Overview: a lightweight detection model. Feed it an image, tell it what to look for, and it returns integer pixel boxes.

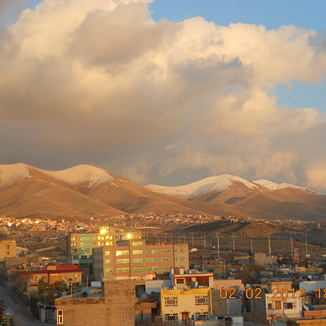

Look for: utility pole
[305,233,309,257]
[250,237,254,253]
[232,235,235,251]
[217,234,220,261]
[268,234,271,256]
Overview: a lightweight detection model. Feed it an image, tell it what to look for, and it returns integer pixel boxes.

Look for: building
[55,280,156,326]
[67,229,142,266]
[251,281,302,324]
[20,265,83,293]
[0,239,16,260]
[92,239,189,280]
[160,269,215,324]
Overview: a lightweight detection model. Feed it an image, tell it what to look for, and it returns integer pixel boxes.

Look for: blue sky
[149,0,326,112]
[1,0,326,190]
[21,0,326,112]
[150,0,326,32]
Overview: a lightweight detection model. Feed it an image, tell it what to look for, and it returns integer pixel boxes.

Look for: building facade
[0,239,16,260]
[67,230,142,266]
[55,280,156,326]
[93,240,189,280]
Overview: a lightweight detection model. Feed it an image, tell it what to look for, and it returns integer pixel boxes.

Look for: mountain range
[0,163,325,221]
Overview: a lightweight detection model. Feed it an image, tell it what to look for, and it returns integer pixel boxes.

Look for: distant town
[1,213,326,326]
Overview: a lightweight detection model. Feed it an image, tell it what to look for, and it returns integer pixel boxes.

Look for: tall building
[67,229,142,266]
[93,239,189,280]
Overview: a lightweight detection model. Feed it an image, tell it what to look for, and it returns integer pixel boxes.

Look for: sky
[1,0,326,192]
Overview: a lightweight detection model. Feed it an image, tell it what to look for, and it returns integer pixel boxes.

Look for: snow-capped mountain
[0,163,325,221]
[253,179,317,194]
[146,174,261,200]
[146,175,318,200]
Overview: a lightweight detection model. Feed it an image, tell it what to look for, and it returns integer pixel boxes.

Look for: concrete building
[55,280,156,326]
[251,281,302,324]
[20,265,83,293]
[161,287,211,323]
[160,270,217,324]
[0,239,16,260]
[67,229,142,266]
[92,240,189,280]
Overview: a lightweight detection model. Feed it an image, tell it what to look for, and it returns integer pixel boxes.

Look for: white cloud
[0,0,326,191]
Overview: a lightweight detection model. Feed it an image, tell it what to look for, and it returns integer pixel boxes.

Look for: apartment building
[67,229,142,266]
[0,239,16,260]
[92,239,189,280]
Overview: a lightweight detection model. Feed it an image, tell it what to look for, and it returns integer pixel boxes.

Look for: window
[132,241,144,246]
[162,258,169,261]
[162,249,169,253]
[104,251,110,255]
[179,249,184,253]
[267,303,273,310]
[57,311,63,324]
[179,257,185,261]
[117,268,130,273]
[196,313,208,320]
[284,302,294,309]
[132,250,143,255]
[133,267,144,272]
[165,297,178,306]
[165,314,178,321]
[105,259,111,264]
[116,250,129,256]
[146,250,159,254]
[176,279,184,284]
[162,266,170,271]
[117,259,130,264]
[275,301,281,310]
[105,268,111,273]
[133,258,143,263]
[195,296,208,305]
[146,258,159,262]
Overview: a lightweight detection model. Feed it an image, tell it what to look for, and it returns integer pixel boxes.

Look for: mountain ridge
[0,163,325,221]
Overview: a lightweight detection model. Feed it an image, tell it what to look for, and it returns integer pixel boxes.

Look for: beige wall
[55,280,141,326]
[0,240,16,260]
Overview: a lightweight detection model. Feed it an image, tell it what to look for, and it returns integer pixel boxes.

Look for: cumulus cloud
[1,0,326,191]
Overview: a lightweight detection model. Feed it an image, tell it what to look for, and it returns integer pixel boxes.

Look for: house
[251,281,302,324]
[20,265,83,292]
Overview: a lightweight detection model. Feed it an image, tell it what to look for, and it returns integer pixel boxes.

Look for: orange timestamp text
[217,287,320,299]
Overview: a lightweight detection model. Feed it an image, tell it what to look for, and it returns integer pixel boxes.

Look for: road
[0,286,55,326]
